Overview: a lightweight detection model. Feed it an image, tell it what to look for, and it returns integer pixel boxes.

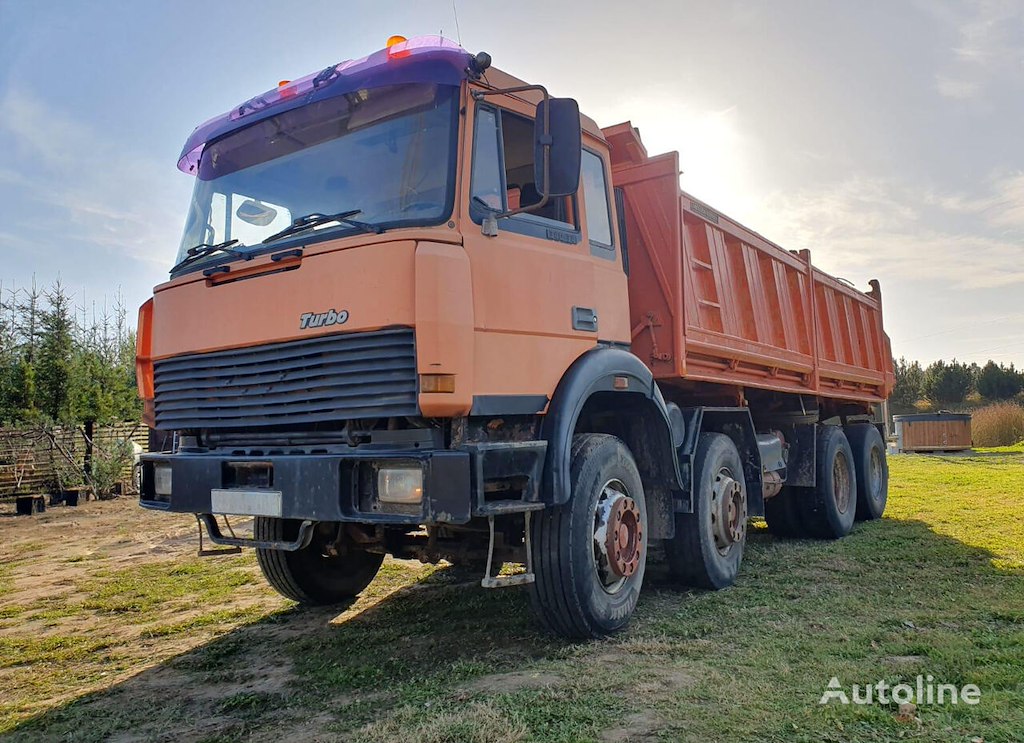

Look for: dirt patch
[467,670,562,694]
[587,651,696,696]
[598,710,667,742]
[634,667,696,695]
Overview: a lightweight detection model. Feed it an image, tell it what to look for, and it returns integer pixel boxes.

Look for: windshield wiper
[262,209,383,245]
[170,239,246,273]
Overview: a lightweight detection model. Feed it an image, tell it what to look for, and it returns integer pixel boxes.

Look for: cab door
[460,94,604,412]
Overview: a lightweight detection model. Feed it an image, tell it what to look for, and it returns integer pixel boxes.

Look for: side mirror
[534,98,581,198]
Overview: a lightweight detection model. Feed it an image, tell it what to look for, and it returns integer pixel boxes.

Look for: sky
[1,0,1022,366]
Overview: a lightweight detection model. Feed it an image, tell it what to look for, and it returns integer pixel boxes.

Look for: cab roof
[177,36,603,175]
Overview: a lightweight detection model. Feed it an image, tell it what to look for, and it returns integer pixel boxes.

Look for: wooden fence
[0,423,147,497]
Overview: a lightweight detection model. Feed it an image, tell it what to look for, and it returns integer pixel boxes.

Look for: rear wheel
[255,518,384,605]
[667,433,747,589]
[846,423,888,520]
[529,433,647,639]
[796,426,857,539]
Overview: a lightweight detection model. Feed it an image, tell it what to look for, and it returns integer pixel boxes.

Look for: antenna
[452,0,462,45]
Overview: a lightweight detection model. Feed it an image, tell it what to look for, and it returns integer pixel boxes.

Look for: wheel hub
[604,496,643,578]
[710,469,746,554]
[833,453,852,513]
[594,482,643,589]
[868,448,883,499]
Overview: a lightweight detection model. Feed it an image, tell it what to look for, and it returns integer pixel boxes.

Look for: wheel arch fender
[541,348,684,521]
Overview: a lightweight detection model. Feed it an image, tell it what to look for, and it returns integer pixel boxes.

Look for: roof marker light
[386,35,411,59]
[277,79,298,99]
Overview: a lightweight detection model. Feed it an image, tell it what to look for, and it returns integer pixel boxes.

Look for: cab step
[480,512,536,588]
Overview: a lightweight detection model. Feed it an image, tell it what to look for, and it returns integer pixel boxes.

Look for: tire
[797,426,857,539]
[764,486,805,538]
[254,518,384,605]
[529,434,647,639]
[846,423,889,521]
[666,433,747,589]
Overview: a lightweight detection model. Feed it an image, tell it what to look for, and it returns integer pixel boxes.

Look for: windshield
[175,82,458,268]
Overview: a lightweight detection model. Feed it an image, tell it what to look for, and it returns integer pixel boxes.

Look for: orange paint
[414,241,474,416]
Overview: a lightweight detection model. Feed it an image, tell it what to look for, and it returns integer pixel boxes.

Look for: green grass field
[1,447,1022,742]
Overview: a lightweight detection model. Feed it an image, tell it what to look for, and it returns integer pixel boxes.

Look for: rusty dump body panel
[604,124,894,406]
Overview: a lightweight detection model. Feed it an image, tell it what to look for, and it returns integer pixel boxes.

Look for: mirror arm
[471,85,552,220]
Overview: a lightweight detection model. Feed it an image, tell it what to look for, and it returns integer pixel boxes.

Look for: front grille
[153,328,418,430]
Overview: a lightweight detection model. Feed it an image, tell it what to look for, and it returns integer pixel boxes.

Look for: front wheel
[667,433,747,589]
[529,434,647,639]
[255,518,384,605]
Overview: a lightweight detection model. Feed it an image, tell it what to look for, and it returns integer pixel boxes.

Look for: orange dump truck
[137,36,893,638]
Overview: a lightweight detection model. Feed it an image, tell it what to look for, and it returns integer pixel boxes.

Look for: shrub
[972,402,1024,447]
[90,437,136,498]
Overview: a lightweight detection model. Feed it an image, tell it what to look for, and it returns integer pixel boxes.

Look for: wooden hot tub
[893,412,972,453]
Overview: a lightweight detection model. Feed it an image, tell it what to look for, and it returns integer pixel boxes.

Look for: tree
[923,359,974,406]
[976,361,1024,400]
[890,357,925,408]
[36,279,76,421]
[10,280,43,416]
[0,278,142,426]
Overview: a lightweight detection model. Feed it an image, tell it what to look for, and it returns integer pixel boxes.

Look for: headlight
[154,464,173,496]
[377,466,423,504]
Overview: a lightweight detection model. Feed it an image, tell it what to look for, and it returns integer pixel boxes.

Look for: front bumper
[140,442,546,525]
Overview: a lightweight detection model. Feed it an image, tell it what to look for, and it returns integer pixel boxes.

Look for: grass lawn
[1,446,1022,742]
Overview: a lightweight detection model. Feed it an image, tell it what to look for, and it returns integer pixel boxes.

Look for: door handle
[572,306,598,332]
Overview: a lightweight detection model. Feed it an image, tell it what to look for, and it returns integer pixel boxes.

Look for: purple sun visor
[177,36,470,175]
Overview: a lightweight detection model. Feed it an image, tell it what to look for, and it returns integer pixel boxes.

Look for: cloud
[932,0,1024,99]
[934,75,980,99]
[0,88,188,270]
[928,171,1024,230]
[748,174,1024,292]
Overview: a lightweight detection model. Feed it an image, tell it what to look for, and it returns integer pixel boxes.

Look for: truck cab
[138,36,891,639]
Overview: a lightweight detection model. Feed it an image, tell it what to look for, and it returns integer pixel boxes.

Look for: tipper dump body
[605,123,893,404]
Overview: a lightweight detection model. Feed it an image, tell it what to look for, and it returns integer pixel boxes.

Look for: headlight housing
[154,464,173,496]
[377,466,423,505]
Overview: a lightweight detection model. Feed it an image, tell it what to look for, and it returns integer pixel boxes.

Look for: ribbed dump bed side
[153,328,418,430]
[604,123,894,403]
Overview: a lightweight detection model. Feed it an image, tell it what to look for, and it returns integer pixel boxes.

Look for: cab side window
[470,108,504,211]
[581,149,614,256]
[470,104,578,240]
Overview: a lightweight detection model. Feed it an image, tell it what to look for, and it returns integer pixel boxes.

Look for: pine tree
[890,357,925,408]
[923,359,974,406]
[37,279,76,421]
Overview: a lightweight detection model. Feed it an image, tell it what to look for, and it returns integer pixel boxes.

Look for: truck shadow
[5,516,1021,742]
[3,562,559,742]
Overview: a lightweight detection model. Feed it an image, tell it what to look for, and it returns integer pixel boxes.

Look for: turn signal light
[420,373,456,393]
[136,299,154,400]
